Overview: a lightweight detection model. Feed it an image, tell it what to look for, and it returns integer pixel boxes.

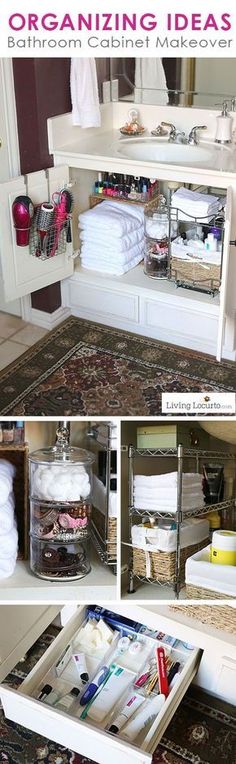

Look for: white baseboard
[30,305,71,329]
[21,293,71,329]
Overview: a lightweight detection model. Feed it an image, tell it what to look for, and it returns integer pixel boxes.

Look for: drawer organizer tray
[0,605,201,764]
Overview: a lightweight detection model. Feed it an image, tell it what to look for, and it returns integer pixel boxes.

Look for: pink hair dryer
[12,195,34,246]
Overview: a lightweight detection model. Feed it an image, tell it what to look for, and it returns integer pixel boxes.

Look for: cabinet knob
[0,138,2,148]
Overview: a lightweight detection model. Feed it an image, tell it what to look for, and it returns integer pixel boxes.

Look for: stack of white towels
[79,200,145,275]
[134,472,204,514]
[171,187,225,223]
[0,460,18,579]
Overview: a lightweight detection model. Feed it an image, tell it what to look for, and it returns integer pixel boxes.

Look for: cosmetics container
[109,694,145,734]
[55,644,72,677]
[73,653,89,683]
[205,233,217,252]
[44,687,61,706]
[2,422,14,443]
[37,684,53,702]
[29,423,94,581]
[14,421,25,444]
[122,694,165,741]
[55,687,80,712]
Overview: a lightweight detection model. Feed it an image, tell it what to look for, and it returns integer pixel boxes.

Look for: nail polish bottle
[94,181,99,194]
[98,172,103,194]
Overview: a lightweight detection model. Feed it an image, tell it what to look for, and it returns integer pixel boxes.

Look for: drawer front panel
[140,297,218,344]
[0,605,60,682]
[0,605,201,764]
[69,281,139,324]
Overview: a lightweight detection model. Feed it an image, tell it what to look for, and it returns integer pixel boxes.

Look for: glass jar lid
[29,446,95,466]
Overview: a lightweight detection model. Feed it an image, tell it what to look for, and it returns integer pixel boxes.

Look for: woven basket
[171,605,236,634]
[170,258,221,291]
[89,193,160,212]
[186,584,233,600]
[92,505,117,561]
[132,538,208,583]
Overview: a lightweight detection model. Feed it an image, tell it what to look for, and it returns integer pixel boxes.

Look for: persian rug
[1,624,235,764]
[0,317,235,415]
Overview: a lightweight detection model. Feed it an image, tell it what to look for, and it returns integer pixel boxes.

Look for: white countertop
[52,129,236,187]
[0,548,117,603]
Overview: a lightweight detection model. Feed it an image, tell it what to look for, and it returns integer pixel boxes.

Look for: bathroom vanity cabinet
[1,102,236,360]
[0,603,235,763]
[47,103,236,362]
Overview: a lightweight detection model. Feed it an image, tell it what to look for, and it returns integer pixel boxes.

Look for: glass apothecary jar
[29,423,95,581]
[144,196,175,279]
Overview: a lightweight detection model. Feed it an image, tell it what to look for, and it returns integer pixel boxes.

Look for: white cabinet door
[0,165,74,301]
[0,604,201,764]
[216,185,232,362]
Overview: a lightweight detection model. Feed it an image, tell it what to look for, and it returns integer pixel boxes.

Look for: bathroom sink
[115,137,215,166]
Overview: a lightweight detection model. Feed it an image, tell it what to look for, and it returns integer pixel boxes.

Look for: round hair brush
[60,187,74,243]
[35,202,55,257]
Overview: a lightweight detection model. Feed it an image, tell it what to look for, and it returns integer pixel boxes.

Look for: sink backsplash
[112,101,236,141]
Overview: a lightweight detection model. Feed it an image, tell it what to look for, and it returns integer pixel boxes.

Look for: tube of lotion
[73,653,89,683]
[87,664,133,723]
[122,693,165,742]
[109,693,145,734]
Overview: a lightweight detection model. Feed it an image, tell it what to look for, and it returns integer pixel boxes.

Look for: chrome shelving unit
[88,423,117,574]
[127,444,236,599]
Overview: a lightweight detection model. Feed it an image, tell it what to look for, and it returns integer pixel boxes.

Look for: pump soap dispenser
[215,101,232,144]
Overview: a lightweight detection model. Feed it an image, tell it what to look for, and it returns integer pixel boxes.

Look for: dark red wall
[13,58,72,174]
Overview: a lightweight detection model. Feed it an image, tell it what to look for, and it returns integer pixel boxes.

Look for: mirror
[110,58,236,109]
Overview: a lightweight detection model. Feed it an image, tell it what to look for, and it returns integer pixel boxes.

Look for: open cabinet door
[0,165,74,301]
[216,186,232,362]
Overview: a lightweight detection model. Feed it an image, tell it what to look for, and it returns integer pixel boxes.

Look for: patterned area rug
[1,624,235,763]
[0,317,235,415]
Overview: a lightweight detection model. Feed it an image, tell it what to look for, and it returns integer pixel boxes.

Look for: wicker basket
[186,584,233,600]
[89,193,160,213]
[0,444,29,559]
[92,505,117,561]
[171,605,236,634]
[170,258,221,291]
[132,538,208,583]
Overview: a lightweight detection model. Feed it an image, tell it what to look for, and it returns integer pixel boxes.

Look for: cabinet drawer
[0,604,201,764]
[0,605,61,683]
[69,281,139,324]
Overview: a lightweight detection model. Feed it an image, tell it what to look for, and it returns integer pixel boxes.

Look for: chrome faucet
[161,122,186,143]
[187,125,207,145]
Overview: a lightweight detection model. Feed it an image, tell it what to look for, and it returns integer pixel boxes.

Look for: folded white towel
[0,525,18,558]
[80,240,144,266]
[93,476,118,518]
[171,188,225,223]
[80,226,144,252]
[79,200,145,236]
[0,493,15,535]
[0,555,17,579]
[81,250,144,275]
[134,472,203,488]
[134,487,203,500]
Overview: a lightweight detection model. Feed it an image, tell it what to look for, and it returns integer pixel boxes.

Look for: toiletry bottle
[215,101,232,144]
[55,687,80,712]
[205,233,217,252]
[14,421,24,444]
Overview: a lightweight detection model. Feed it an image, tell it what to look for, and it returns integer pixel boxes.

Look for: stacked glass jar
[29,423,95,581]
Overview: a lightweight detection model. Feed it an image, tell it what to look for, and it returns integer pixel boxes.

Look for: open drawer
[0,604,202,764]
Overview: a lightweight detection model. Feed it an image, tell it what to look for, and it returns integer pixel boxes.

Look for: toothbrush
[79,665,110,706]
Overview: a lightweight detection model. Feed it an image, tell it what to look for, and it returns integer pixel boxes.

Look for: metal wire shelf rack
[125,444,236,599]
